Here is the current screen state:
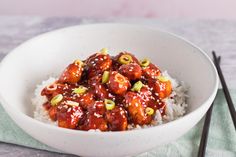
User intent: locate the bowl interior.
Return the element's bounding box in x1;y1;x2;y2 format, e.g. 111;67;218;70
0;24;217;119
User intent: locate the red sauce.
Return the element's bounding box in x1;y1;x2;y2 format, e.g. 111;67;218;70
41;51;172;131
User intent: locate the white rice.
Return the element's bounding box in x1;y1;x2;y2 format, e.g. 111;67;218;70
32;77;58;125
32;71;188;130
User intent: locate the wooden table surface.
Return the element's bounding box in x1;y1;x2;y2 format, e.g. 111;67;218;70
0;16;235;156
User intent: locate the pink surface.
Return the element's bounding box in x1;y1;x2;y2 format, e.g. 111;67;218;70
1;0;236;19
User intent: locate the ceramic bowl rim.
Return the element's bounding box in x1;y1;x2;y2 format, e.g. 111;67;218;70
0;23;219;135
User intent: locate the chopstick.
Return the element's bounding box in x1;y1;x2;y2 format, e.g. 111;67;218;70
197;101;215;157
212;51;236;129
197;54;221;157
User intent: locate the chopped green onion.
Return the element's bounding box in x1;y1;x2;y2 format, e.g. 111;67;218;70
102;71;110;84
46;84;57;91
104;99;115;110
100;48;108;54
131;81;143;92
118;54;133;64
140;58;150;67
157;76;169;82
145;107;154;116
73;86;88;94
51;94;63;106
74;59;84;66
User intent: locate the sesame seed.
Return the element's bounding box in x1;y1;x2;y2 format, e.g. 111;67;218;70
67;107;72;112
94;112;102;118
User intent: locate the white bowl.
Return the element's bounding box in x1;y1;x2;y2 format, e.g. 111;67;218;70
0;24;218;157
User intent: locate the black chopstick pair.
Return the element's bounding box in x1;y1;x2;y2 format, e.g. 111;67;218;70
212;51;236;129
197;51;236;157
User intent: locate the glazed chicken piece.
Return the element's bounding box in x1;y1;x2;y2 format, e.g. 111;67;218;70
57;103;84;129
106;106;128;131
148;78;172;99
111;52;140;71
87;101;106;115
94;83;109;100
107;71;130;95
80;101;108;131
124;91;152;125
118;63;142;81
58;60;84;84
48;106;57;121
80;113;108;131
75;91;95;110
142;63;161;79
147;99;166;114
138;86;153;105
87;75;110;100
86;53;112;78
88;75;102;87
136;86;164;114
